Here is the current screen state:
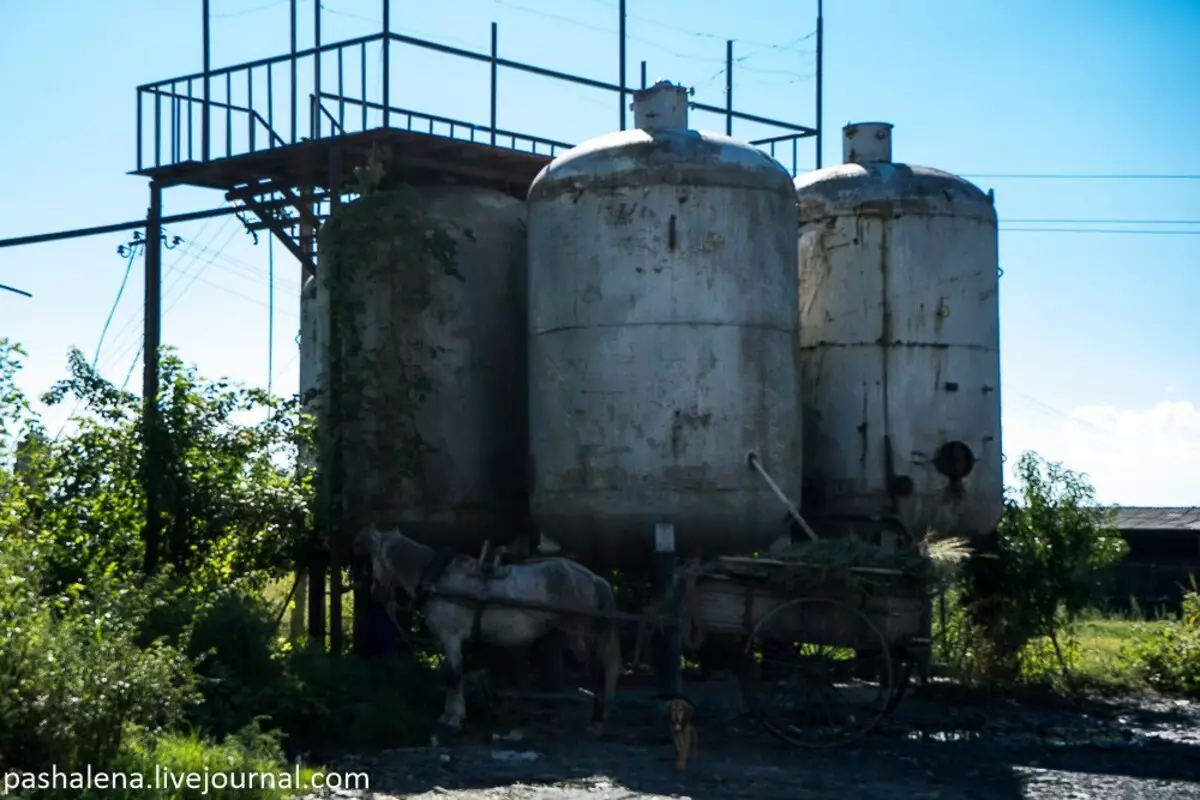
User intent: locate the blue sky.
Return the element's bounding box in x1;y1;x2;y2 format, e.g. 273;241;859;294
1;0;1197;506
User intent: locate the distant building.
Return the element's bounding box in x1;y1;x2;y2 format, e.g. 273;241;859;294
1105;507;1200;615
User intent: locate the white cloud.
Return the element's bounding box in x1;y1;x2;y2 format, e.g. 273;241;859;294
1002;400;1200;507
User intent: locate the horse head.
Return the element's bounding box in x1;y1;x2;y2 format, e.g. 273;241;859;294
353;523;380;556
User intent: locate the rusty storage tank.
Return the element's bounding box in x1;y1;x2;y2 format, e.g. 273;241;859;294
315;185;528;548
526;79;802;565
794;122;1002;540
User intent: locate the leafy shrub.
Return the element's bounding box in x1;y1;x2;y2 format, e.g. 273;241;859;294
267;650;440;756
1121;582;1200;696
0;540;198;773
184;590;290;739
938;451;1128;687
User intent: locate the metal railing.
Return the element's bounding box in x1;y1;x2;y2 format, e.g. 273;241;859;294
311;93;571;158
135;27;818;176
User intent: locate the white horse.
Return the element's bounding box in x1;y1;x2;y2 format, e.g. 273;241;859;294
353;523;623;734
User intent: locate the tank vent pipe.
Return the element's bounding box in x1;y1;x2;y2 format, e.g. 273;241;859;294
745;452;819;542
842;121;893;164
632;80;689;131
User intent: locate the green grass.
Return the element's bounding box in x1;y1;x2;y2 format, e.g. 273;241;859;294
108;730;326;800
2;729;327;800
1071;615;1170;693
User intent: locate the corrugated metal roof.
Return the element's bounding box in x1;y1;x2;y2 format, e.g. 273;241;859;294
1111;507;1200;531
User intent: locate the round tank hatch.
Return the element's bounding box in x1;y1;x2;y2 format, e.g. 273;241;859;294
933;441;976;481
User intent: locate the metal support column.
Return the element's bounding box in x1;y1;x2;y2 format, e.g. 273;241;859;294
202;0;211;161
141;181;164;575
816;0;824;168
653;522;682;697
618;0;627;130
290;0;298;143
489;22;498;146
314;0;322;129
382;0;391;128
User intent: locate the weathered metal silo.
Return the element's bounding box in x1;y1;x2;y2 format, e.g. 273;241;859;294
526;80;802;565
794;122;1002;540
315;185;529;548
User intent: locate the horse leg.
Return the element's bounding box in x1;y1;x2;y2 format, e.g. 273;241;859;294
561;630;604;732
437;633;468;731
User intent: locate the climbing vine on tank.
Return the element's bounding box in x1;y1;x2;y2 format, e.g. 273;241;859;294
315;154;464;546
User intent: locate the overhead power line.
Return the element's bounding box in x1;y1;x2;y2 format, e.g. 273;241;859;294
92;246;139;370
1004;218;1200;225
964;173;1200;181
1000;228;1200;236
0;283;32;298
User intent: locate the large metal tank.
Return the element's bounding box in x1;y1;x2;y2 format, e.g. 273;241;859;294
526;80;802;565
794;122;1002;539
315;185;529;548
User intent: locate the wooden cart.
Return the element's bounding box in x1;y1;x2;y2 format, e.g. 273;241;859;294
679;550;932;748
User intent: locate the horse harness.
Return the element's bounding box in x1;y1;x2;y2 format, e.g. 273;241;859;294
408;546;488;644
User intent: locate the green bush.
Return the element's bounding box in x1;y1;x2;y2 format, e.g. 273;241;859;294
0;540;198;773
267;650;440;755
1121;583;1200;696
936;451;1128;688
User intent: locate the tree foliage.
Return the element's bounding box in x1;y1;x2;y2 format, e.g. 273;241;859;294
960;451;1129;683
0;338;312;777
13;344;311;602
0;337;437;788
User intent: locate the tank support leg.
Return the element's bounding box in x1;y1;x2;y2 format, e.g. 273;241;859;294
653;522;683;698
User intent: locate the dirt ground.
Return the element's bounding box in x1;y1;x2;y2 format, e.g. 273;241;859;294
300;675;1200;800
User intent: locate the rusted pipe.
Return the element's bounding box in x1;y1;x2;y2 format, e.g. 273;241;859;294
746;451;819;541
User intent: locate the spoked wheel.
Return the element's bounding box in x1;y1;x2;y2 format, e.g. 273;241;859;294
740;597;894;748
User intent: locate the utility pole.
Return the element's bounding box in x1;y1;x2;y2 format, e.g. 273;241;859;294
142;182;164;575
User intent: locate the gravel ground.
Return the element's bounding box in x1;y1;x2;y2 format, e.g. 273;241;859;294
300;677;1200;800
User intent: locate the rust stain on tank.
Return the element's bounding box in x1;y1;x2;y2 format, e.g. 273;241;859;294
699;232;725;253
662;465;712;490
934;296;951;333
669;408;713;458
606;202;638;225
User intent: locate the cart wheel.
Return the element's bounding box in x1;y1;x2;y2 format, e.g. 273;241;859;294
740;597;894;748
